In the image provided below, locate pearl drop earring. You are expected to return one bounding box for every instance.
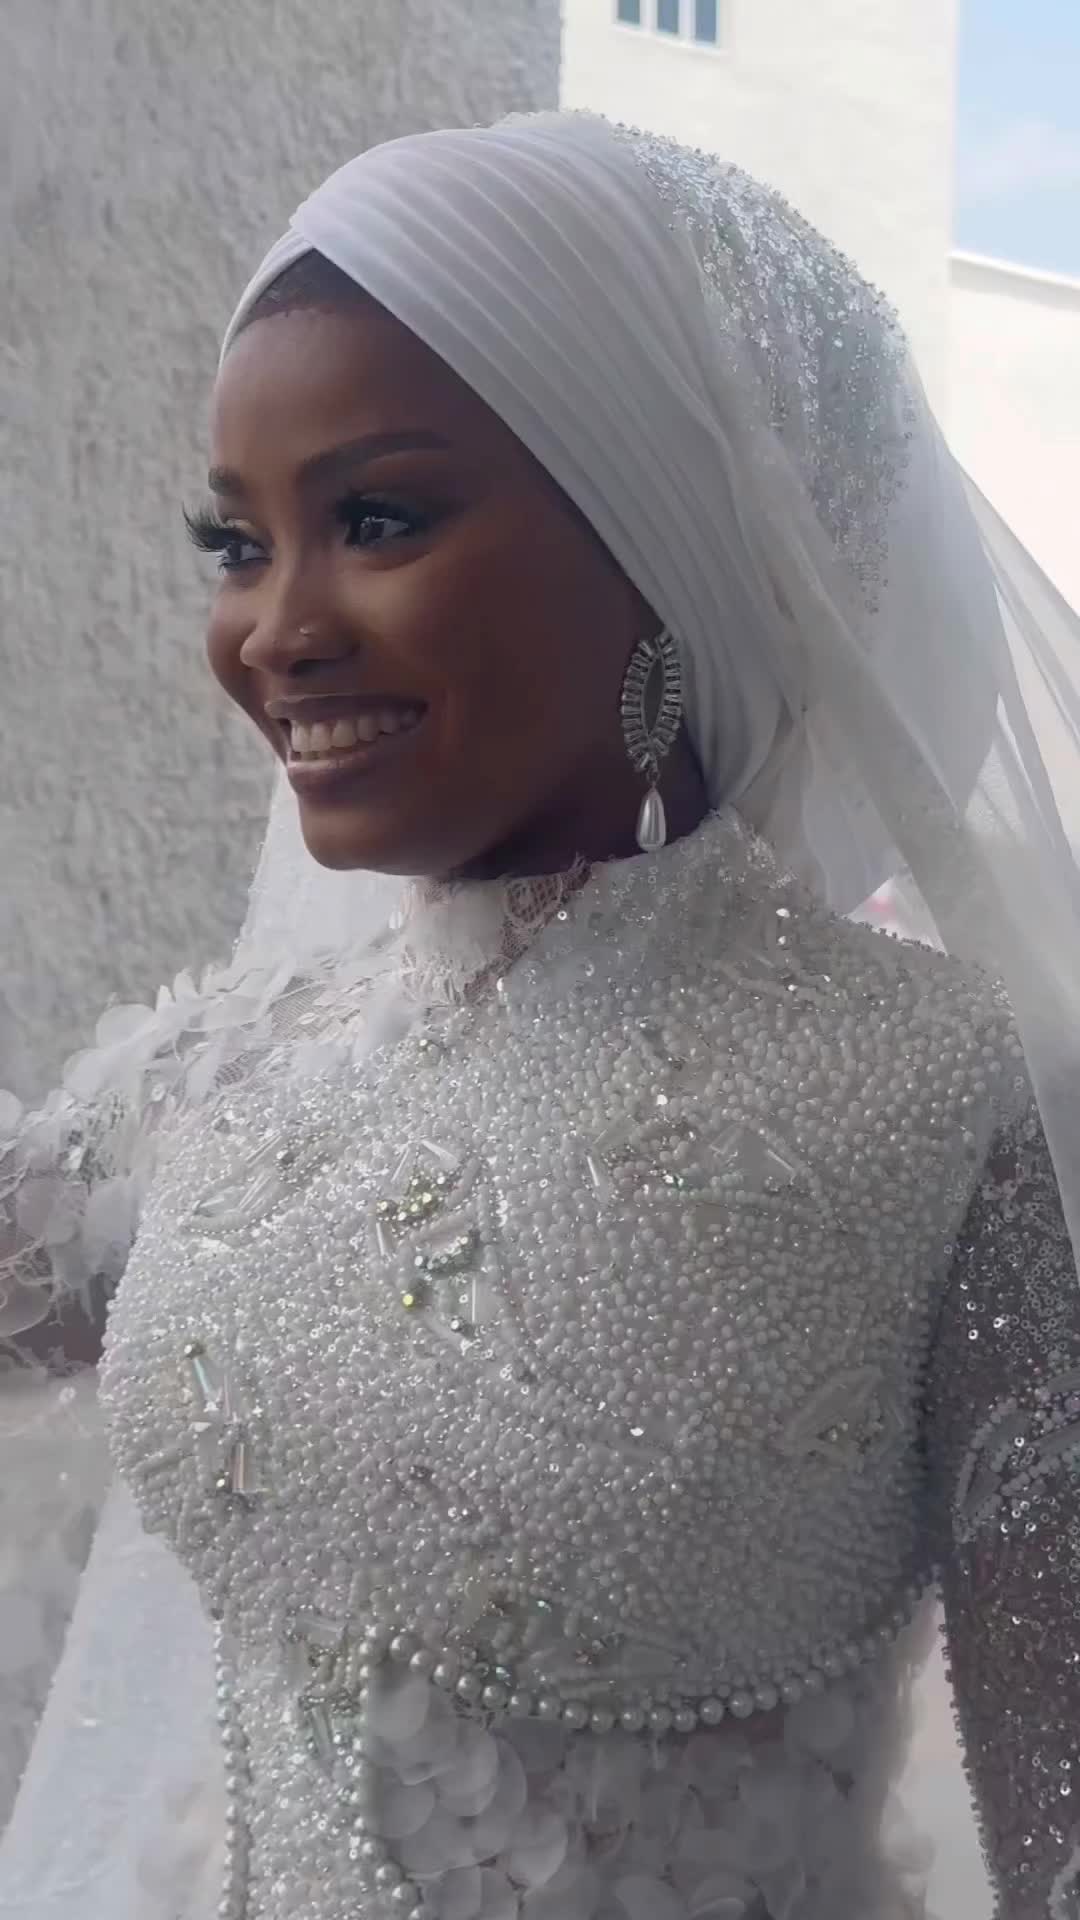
[619,628,683,852]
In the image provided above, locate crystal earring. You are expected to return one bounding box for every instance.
[619,627,683,852]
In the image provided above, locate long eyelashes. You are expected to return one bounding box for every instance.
[183,506,265,574]
[183,493,430,573]
[183,504,238,555]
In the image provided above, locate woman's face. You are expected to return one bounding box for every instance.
[203,296,669,880]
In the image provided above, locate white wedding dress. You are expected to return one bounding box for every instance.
[2,811,1078,1919]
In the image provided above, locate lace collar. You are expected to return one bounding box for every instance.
[379,807,757,1003]
[42,811,754,1123]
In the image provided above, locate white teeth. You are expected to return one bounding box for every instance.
[288,707,424,759]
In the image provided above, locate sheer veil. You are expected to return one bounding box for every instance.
[226,110,1080,1256]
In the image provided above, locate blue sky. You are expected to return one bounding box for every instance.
[956,0,1080,275]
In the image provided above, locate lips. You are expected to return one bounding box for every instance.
[270,696,430,798]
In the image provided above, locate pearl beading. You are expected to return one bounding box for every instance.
[311,1582,920,1745]
[247,1603,941,1920]
[100,812,1025,1917]
[284,1573,926,1764]
[215,1624,252,1920]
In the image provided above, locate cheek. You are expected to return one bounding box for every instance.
[394,574,570,772]
[451,530,629,751]
[376,523,616,725]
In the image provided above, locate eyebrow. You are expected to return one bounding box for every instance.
[208,429,453,498]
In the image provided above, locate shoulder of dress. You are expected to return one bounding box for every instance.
[763,902,1028,1142]
[777,889,1016,1044]
[630,819,1017,1057]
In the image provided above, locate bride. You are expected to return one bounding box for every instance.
[2,110,1080,1920]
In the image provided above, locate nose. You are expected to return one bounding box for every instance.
[239,573,357,678]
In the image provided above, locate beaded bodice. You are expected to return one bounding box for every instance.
[96,814,1035,1919]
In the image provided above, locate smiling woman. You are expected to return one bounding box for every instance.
[3,108,1080,1920]
[188,263,701,880]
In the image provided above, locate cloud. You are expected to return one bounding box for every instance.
[958,117,1080,206]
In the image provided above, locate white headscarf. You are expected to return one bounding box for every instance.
[224,113,986,909]
[223,111,1080,1249]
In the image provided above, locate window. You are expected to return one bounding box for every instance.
[694,0,718,40]
[614,0,722,48]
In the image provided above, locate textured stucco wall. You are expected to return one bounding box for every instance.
[1,0,558,1095]
[561,0,956,405]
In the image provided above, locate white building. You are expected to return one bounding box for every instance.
[949,252,1080,614]
[562,0,1080,618]
[562,0,956,403]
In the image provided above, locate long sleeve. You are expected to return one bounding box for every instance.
[0,1039,152,1824]
[0,958,291,1830]
[1,1068,147,1363]
[0,958,299,1360]
[928,1105,1080,1919]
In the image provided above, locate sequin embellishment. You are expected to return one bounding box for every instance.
[619,123,913,609]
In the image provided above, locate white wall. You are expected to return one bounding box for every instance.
[561,0,956,401]
[0,0,559,1094]
[949,253,1080,614]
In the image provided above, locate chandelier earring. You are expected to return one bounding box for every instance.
[619,627,684,852]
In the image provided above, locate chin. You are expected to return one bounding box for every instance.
[295,798,468,880]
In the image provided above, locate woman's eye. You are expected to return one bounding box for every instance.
[184,494,426,575]
[337,496,424,550]
[219,533,266,573]
[351,514,411,548]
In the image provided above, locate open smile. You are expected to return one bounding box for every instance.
[274,701,428,796]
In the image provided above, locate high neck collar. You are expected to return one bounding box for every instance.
[379,808,754,1009]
